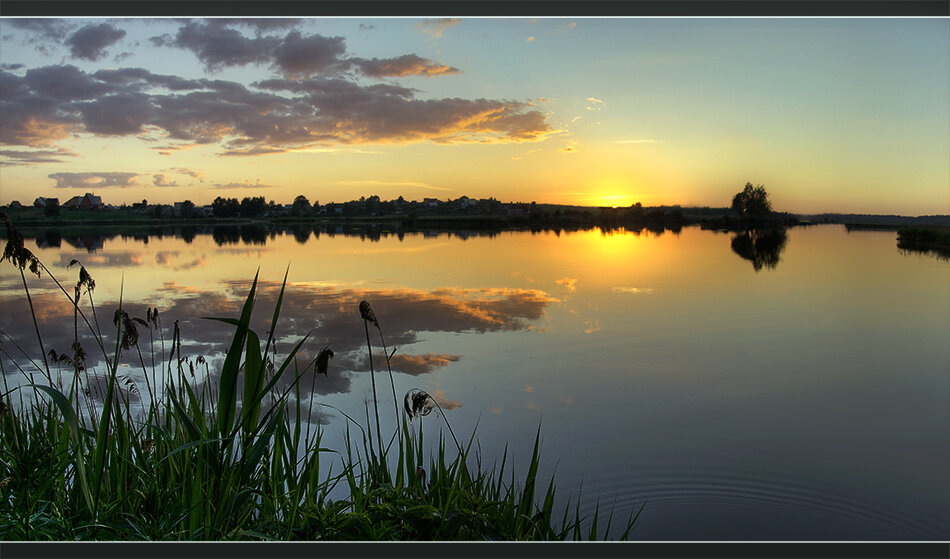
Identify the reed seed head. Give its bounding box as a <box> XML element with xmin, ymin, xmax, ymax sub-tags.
<box><xmin>404</xmin><ymin>388</ymin><xmax>435</xmax><ymax>420</ymax></box>
<box><xmin>359</xmin><ymin>300</ymin><xmax>378</xmax><ymax>327</ymax></box>
<box><xmin>1</xmin><ymin>214</ymin><xmax>41</xmax><ymax>278</ymax></box>
<box><xmin>68</xmin><ymin>259</ymin><xmax>96</xmax><ymax>293</ymax></box>
<box><xmin>113</xmin><ymin>309</ymin><xmax>141</xmax><ymax>350</ymax></box>
<box><xmin>316</xmin><ymin>346</ymin><xmax>334</xmax><ymax>376</ymax></box>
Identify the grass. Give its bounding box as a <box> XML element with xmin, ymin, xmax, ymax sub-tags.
<box><xmin>0</xmin><ymin>214</ymin><xmax>639</xmax><ymax>541</ymax></box>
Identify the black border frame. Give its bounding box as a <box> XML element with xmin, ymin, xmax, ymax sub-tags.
<box><xmin>0</xmin><ymin>2</ymin><xmax>947</xmax><ymax>557</ymax></box>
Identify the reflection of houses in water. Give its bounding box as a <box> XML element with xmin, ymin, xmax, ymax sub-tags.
<box><xmin>34</xmin><ymin>230</ymin><xmax>62</xmax><ymax>249</ymax></box>
<box><xmin>22</xmin><ymin>222</ymin><xmax>688</xmax><ymax>250</ymax></box>
<box><xmin>64</xmin><ymin>235</ymin><xmax>106</xmax><ymax>252</ymax></box>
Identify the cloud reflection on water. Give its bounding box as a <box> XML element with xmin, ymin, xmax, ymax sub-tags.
<box><xmin>1</xmin><ymin>277</ymin><xmax>555</xmax><ymax>402</ymax></box>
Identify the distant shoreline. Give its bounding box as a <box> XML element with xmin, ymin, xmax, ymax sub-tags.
<box><xmin>3</xmin><ymin>204</ymin><xmax>949</xmax><ymax>232</ymax></box>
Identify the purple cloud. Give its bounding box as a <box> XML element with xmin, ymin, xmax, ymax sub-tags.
<box><xmin>67</xmin><ymin>23</ymin><xmax>127</xmax><ymax>61</ymax></box>
<box><xmin>48</xmin><ymin>172</ymin><xmax>139</xmax><ymax>188</ymax></box>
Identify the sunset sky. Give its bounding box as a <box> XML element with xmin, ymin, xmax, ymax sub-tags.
<box><xmin>0</xmin><ymin>17</ymin><xmax>947</xmax><ymax>215</ymax></box>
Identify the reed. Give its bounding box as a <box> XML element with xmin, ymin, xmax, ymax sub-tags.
<box><xmin>0</xmin><ymin>218</ymin><xmax>638</xmax><ymax>540</ymax></box>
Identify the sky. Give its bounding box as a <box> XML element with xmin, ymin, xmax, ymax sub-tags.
<box><xmin>0</xmin><ymin>17</ymin><xmax>947</xmax><ymax>215</ymax></box>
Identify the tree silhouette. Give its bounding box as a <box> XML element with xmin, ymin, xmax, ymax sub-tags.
<box><xmin>291</xmin><ymin>195</ymin><xmax>312</xmax><ymax>217</ymax></box>
<box><xmin>180</xmin><ymin>200</ymin><xmax>195</xmax><ymax>218</ymax></box>
<box><xmin>731</xmin><ymin>182</ymin><xmax>772</xmax><ymax>221</ymax></box>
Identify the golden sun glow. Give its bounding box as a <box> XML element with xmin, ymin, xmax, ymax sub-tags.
<box><xmin>591</xmin><ymin>193</ymin><xmax>635</xmax><ymax>208</ymax></box>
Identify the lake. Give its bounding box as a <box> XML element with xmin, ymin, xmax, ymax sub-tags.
<box><xmin>1</xmin><ymin>223</ymin><xmax>947</xmax><ymax>540</ymax></box>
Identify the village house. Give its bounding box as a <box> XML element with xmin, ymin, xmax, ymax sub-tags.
<box><xmin>62</xmin><ymin>193</ymin><xmax>104</xmax><ymax>210</ymax></box>
<box><xmin>33</xmin><ymin>196</ymin><xmax>59</xmax><ymax>208</ymax></box>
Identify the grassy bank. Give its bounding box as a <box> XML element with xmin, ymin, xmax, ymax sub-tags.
<box><xmin>0</xmin><ymin>216</ymin><xmax>637</xmax><ymax>541</ymax></box>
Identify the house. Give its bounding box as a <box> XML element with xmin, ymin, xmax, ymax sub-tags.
<box><xmin>423</xmin><ymin>198</ymin><xmax>440</xmax><ymax>207</ymax></box>
<box><xmin>81</xmin><ymin>194</ymin><xmax>102</xmax><ymax>209</ymax></box>
<box><xmin>8</xmin><ymin>201</ymin><xmax>23</xmax><ymax>209</ymax></box>
<box><xmin>34</xmin><ymin>197</ymin><xmax>59</xmax><ymax>208</ymax></box>
<box><xmin>64</xmin><ymin>193</ymin><xmax>104</xmax><ymax>210</ymax></box>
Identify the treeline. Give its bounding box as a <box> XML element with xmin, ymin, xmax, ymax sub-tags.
<box><xmin>210</xmin><ymin>196</ymin><xmax>273</xmax><ymax>218</ymax></box>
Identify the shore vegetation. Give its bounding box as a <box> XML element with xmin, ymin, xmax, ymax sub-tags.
<box><xmin>0</xmin><ymin>215</ymin><xmax>637</xmax><ymax>541</ymax></box>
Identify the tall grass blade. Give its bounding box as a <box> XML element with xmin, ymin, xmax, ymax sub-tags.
<box><xmin>208</xmin><ymin>270</ymin><xmax>258</xmax><ymax>438</ymax></box>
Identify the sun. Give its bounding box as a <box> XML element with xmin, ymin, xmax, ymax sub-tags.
<box><xmin>593</xmin><ymin>193</ymin><xmax>634</xmax><ymax>208</ymax></box>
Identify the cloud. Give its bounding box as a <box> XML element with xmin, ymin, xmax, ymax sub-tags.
<box><xmin>155</xmin><ymin>251</ymin><xmax>177</xmax><ymax>266</ymax></box>
<box><xmin>153</xmin><ymin>22</ymin><xmax>347</xmax><ymax>77</ymax></box>
<box><xmin>213</xmin><ymin>178</ymin><xmax>280</xmax><ymax>189</ymax></box>
<box><xmin>151</xmin><ymin>21</ymin><xmax>282</xmax><ymax>72</ymax></box>
<box><xmin>272</xmin><ymin>31</ymin><xmax>348</xmax><ymax>76</ymax></box>
<box><xmin>416</xmin><ymin>18</ymin><xmax>461</xmax><ymax>39</ymax></box>
<box><xmin>174</xmin><ymin>256</ymin><xmax>207</xmax><ymax>271</ymax></box>
<box><xmin>3</xmin><ymin>62</ymin><xmax>552</xmax><ymax>153</ymax></box>
<box><xmin>555</xmin><ymin>277</ymin><xmax>577</xmax><ymax>292</ymax></box>
<box><xmin>431</xmin><ymin>389</ymin><xmax>462</xmax><ymax>411</ymax></box>
<box><xmin>335</xmin><ymin>180</ymin><xmax>453</xmax><ymax>192</ymax></box>
<box><xmin>151</xmin><ymin>144</ymin><xmax>193</xmax><ymax>156</ymax></box>
<box><xmin>0</xmin><ymin>254</ymin><xmax>555</xmax><ymax>398</ymax></box>
<box><xmin>586</xmin><ymin>97</ymin><xmax>605</xmax><ymax>111</ymax></box>
<box><xmin>614</xmin><ymin>139</ymin><xmax>657</xmax><ymax>144</ymax></box>
<box><xmin>152</xmin><ymin>173</ymin><xmax>178</xmax><ymax>187</ymax></box>
<box><xmin>78</xmin><ymin>92</ymin><xmax>157</xmax><ymax>135</ymax></box>
<box><xmin>67</xmin><ymin>23</ymin><xmax>127</xmax><ymax>61</ymax></box>
<box><xmin>354</xmin><ymin>55</ymin><xmax>460</xmax><ymax>78</ymax></box>
<box><xmin>48</xmin><ymin>172</ymin><xmax>139</xmax><ymax>188</ymax></box>
<box><xmin>210</xmin><ymin>18</ymin><xmax>303</xmax><ymax>33</ymax></box>
<box><xmin>8</xmin><ymin>19</ymin><xmax>74</xmax><ymax>42</ymax></box>
<box><xmin>387</xmin><ymin>353</ymin><xmax>461</xmax><ymax>376</ymax></box>
<box><xmin>526</xmin><ymin>36</ymin><xmax>536</xmax><ymax>42</ymax></box>
<box><xmin>2</xmin><ymin>22</ymin><xmax>552</xmax><ymax>153</ymax></box>
<box><xmin>0</xmin><ymin>147</ymin><xmax>78</xmax><ymax>166</ymax></box>
<box><xmin>169</xmin><ymin>167</ymin><xmax>205</xmax><ymax>182</ymax></box>
<box><xmin>611</xmin><ymin>287</ymin><xmax>655</xmax><ymax>294</ymax></box>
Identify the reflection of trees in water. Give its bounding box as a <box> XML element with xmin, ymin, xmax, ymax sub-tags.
<box><xmin>212</xmin><ymin>226</ymin><xmax>241</xmax><ymax>246</ymax></box>
<box><xmin>897</xmin><ymin>228</ymin><xmax>950</xmax><ymax>261</ymax></box>
<box><xmin>180</xmin><ymin>226</ymin><xmax>196</xmax><ymax>244</ymax></box>
<box><xmin>15</xmin><ymin>222</ymin><xmax>689</xmax><ymax>249</ymax></box>
<box><xmin>730</xmin><ymin>228</ymin><xmax>788</xmax><ymax>271</ymax></box>
<box><xmin>211</xmin><ymin>225</ymin><xmax>269</xmax><ymax>246</ymax></box>
<box><xmin>291</xmin><ymin>225</ymin><xmax>311</xmax><ymax>244</ymax></box>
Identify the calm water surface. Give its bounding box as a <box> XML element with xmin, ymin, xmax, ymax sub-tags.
<box><xmin>2</xmin><ymin>224</ymin><xmax>947</xmax><ymax>540</ymax></box>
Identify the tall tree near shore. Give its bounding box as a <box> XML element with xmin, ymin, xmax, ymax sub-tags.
<box><xmin>291</xmin><ymin>195</ymin><xmax>312</xmax><ymax>217</ymax></box>
<box><xmin>731</xmin><ymin>182</ymin><xmax>772</xmax><ymax>221</ymax></box>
